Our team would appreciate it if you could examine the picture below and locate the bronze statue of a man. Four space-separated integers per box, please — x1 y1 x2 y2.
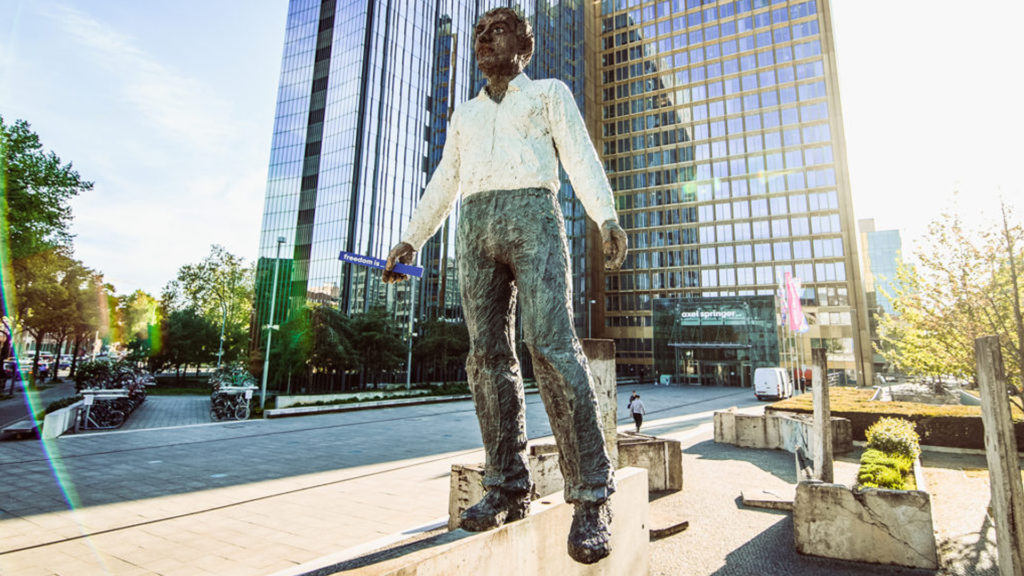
383 7 627 564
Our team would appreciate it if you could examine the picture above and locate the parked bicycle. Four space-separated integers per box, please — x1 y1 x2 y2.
210 391 252 421
77 396 127 430
209 365 257 422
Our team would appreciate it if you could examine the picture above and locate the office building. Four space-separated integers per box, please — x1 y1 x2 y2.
858 217 903 374
589 0 872 385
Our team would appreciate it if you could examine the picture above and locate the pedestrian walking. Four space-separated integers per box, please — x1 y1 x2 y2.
627 393 646 433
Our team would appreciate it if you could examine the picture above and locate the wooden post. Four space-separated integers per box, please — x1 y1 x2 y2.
811 347 833 483
975 336 1024 576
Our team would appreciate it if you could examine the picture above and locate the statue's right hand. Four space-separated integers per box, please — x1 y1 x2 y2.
382 242 416 284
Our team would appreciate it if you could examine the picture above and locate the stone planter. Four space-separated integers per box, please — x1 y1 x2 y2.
793 457 937 570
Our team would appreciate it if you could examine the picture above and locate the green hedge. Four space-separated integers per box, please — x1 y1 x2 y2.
767 388 1024 450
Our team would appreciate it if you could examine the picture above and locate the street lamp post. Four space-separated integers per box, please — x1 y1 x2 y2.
260 236 286 411
216 303 227 369
405 253 419 390
588 299 596 339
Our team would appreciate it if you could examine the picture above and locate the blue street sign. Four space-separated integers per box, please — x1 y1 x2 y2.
338 251 423 278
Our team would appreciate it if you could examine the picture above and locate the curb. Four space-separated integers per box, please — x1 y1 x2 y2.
263 389 542 419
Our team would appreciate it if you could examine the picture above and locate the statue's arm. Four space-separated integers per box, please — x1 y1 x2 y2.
383 111 462 283
401 111 463 252
547 82 627 270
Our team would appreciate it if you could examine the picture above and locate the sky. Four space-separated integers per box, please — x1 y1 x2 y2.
1 0 1021 297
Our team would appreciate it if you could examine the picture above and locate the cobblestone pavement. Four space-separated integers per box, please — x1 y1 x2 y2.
0 384 1006 575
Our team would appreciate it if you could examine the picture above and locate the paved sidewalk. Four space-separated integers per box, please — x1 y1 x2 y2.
0 386 1004 575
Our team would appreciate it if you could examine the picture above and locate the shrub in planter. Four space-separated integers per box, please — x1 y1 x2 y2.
866 416 921 459
857 448 915 490
858 417 921 490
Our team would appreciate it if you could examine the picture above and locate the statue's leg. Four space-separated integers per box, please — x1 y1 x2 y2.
512 194 613 505
456 194 531 531
510 190 614 563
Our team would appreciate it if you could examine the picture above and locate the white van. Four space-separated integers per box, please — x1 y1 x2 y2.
754 367 793 400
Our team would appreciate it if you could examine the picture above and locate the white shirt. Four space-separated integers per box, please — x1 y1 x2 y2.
401 73 618 250
629 398 646 415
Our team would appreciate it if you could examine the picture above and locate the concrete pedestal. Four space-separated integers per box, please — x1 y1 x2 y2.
341 467 649 576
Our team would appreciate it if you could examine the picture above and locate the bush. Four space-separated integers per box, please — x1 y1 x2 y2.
45 395 84 415
857 448 915 490
866 417 921 459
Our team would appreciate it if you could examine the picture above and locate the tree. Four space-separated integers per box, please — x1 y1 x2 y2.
154 309 219 378
1 116 92 369
162 245 254 367
349 307 405 387
308 305 358 374
413 318 470 383
878 200 1024 402
1 116 92 261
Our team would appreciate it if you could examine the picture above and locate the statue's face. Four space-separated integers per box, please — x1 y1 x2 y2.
474 12 521 79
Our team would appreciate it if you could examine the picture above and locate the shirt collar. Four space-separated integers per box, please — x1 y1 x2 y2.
476 72 531 99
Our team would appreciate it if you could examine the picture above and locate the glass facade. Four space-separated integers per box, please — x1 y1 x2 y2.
590 0 871 384
254 0 596 384
653 295 778 385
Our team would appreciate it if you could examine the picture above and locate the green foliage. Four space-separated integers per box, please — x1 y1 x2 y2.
877 200 1023 396
413 319 470 382
857 448 915 490
152 309 219 375
1 116 92 261
866 417 921 459
44 395 83 415
349 307 406 385
209 364 256 389
162 245 254 365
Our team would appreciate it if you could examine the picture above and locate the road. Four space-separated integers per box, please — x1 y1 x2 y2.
0 377 77 430
0 384 759 518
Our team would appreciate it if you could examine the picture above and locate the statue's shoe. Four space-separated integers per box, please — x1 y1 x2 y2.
567 500 612 564
460 489 530 532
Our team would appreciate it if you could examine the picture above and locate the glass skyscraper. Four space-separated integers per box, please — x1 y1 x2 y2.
254 0 873 390
589 0 872 385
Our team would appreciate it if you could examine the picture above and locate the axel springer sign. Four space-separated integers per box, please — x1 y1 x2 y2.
678 308 747 325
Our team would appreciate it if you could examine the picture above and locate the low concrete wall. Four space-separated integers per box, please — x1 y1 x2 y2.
714 409 852 455
793 479 938 570
450 435 681 530
42 400 84 439
350 467 649 576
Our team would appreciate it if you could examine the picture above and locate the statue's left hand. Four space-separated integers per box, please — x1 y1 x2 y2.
600 219 628 271
383 242 416 284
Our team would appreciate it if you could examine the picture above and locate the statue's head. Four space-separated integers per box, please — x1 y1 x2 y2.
473 7 534 79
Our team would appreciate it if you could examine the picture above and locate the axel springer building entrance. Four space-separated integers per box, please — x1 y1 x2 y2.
653 296 780 387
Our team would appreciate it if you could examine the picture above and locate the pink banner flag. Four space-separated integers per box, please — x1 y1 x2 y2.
785 272 807 333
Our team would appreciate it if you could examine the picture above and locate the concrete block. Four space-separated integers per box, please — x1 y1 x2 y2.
449 454 566 531
344 467 649 576
713 410 852 455
42 400 84 439
793 480 938 570
618 434 682 492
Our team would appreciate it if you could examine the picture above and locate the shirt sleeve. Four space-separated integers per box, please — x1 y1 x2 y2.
546 80 618 226
401 110 462 251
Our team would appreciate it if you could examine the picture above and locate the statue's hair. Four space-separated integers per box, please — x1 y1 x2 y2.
478 7 534 67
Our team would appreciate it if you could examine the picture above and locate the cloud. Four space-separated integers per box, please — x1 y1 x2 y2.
41 2 232 151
